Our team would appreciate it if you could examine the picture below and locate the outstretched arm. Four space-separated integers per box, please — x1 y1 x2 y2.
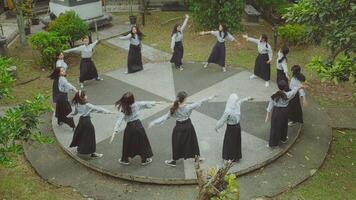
136 101 160 110
63 45 84 54
90 40 99 49
242 34 259 44
67 106 78 118
186 95 215 110
215 112 229 131
88 104 113 114
119 34 132 40
265 100 273 122
149 112 171 127
180 14 189 32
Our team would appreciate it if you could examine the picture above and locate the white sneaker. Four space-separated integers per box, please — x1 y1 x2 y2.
222 67 226 72
164 160 176 167
80 83 84 89
281 136 289 144
250 74 257 79
203 63 209 68
265 81 270 87
141 158 153 166
179 66 184 71
91 152 103 158
118 159 130 165
288 121 296 126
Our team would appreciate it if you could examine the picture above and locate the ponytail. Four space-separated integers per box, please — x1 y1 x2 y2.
72 90 87 105
278 45 289 63
291 65 306 82
115 92 134 116
261 33 268 48
170 91 188 115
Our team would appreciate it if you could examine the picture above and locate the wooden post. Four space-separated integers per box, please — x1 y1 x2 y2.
14 0 27 46
94 20 99 41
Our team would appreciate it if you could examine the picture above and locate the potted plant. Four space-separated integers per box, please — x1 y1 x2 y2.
129 0 137 25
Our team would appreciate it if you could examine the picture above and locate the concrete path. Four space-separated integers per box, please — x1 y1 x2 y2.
23 90 332 200
52 62 302 184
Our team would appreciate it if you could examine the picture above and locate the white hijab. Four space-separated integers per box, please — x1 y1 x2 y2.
225 93 241 115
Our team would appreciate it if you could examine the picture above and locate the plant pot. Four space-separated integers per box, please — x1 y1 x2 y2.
31 17 40 25
129 15 137 25
25 26 31 35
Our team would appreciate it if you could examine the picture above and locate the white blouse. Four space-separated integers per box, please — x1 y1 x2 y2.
64 40 98 58
58 76 77 93
56 59 68 71
211 31 235 43
276 50 288 73
247 37 273 61
119 33 141 46
68 103 111 117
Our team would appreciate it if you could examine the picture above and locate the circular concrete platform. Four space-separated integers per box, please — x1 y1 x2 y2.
52 62 301 184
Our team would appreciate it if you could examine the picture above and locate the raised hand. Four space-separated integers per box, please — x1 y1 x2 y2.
185 14 189 18
242 34 248 39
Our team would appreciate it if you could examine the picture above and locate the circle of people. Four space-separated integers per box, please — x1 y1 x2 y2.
51 14 308 167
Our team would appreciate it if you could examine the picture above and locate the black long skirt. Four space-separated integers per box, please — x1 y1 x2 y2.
208 42 226 67
52 78 60 103
288 93 303 123
172 119 200 160
128 44 143 73
254 53 270 81
55 93 75 128
269 107 288 147
80 58 98 83
277 69 288 84
121 120 153 161
223 124 242 161
70 116 96 154
170 41 184 67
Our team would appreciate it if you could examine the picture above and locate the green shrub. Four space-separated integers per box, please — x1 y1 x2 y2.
29 32 69 68
307 55 355 84
278 24 306 45
212 174 240 200
189 0 245 33
48 11 89 47
0 94 52 166
0 57 16 99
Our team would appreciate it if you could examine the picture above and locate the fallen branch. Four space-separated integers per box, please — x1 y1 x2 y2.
161 16 184 25
16 76 40 86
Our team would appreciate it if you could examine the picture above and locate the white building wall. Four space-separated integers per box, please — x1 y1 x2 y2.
49 1 103 20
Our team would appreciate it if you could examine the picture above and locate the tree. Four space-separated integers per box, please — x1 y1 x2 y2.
29 32 69 68
48 11 89 47
189 0 245 33
13 0 27 46
284 0 355 62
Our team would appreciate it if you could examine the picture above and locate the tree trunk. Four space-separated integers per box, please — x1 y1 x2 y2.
14 0 27 46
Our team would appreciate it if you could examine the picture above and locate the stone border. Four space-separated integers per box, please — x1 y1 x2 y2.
52 119 302 185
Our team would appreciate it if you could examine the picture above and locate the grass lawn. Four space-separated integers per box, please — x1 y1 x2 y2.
0 156 84 200
277 129 356 200
115 11 356 107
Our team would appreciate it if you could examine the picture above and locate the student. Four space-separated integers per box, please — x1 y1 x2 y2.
110 92 161 166
119 26 144 73
170 14 189 71
64 37 103 88
56 52 68 71
69 90 113 158
49 67 76 129
215 94 253 162
288 65 307 126
276 45 289 83
149 92 215 167
265 80 306 147
200 23 239 72
243 33 273 87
